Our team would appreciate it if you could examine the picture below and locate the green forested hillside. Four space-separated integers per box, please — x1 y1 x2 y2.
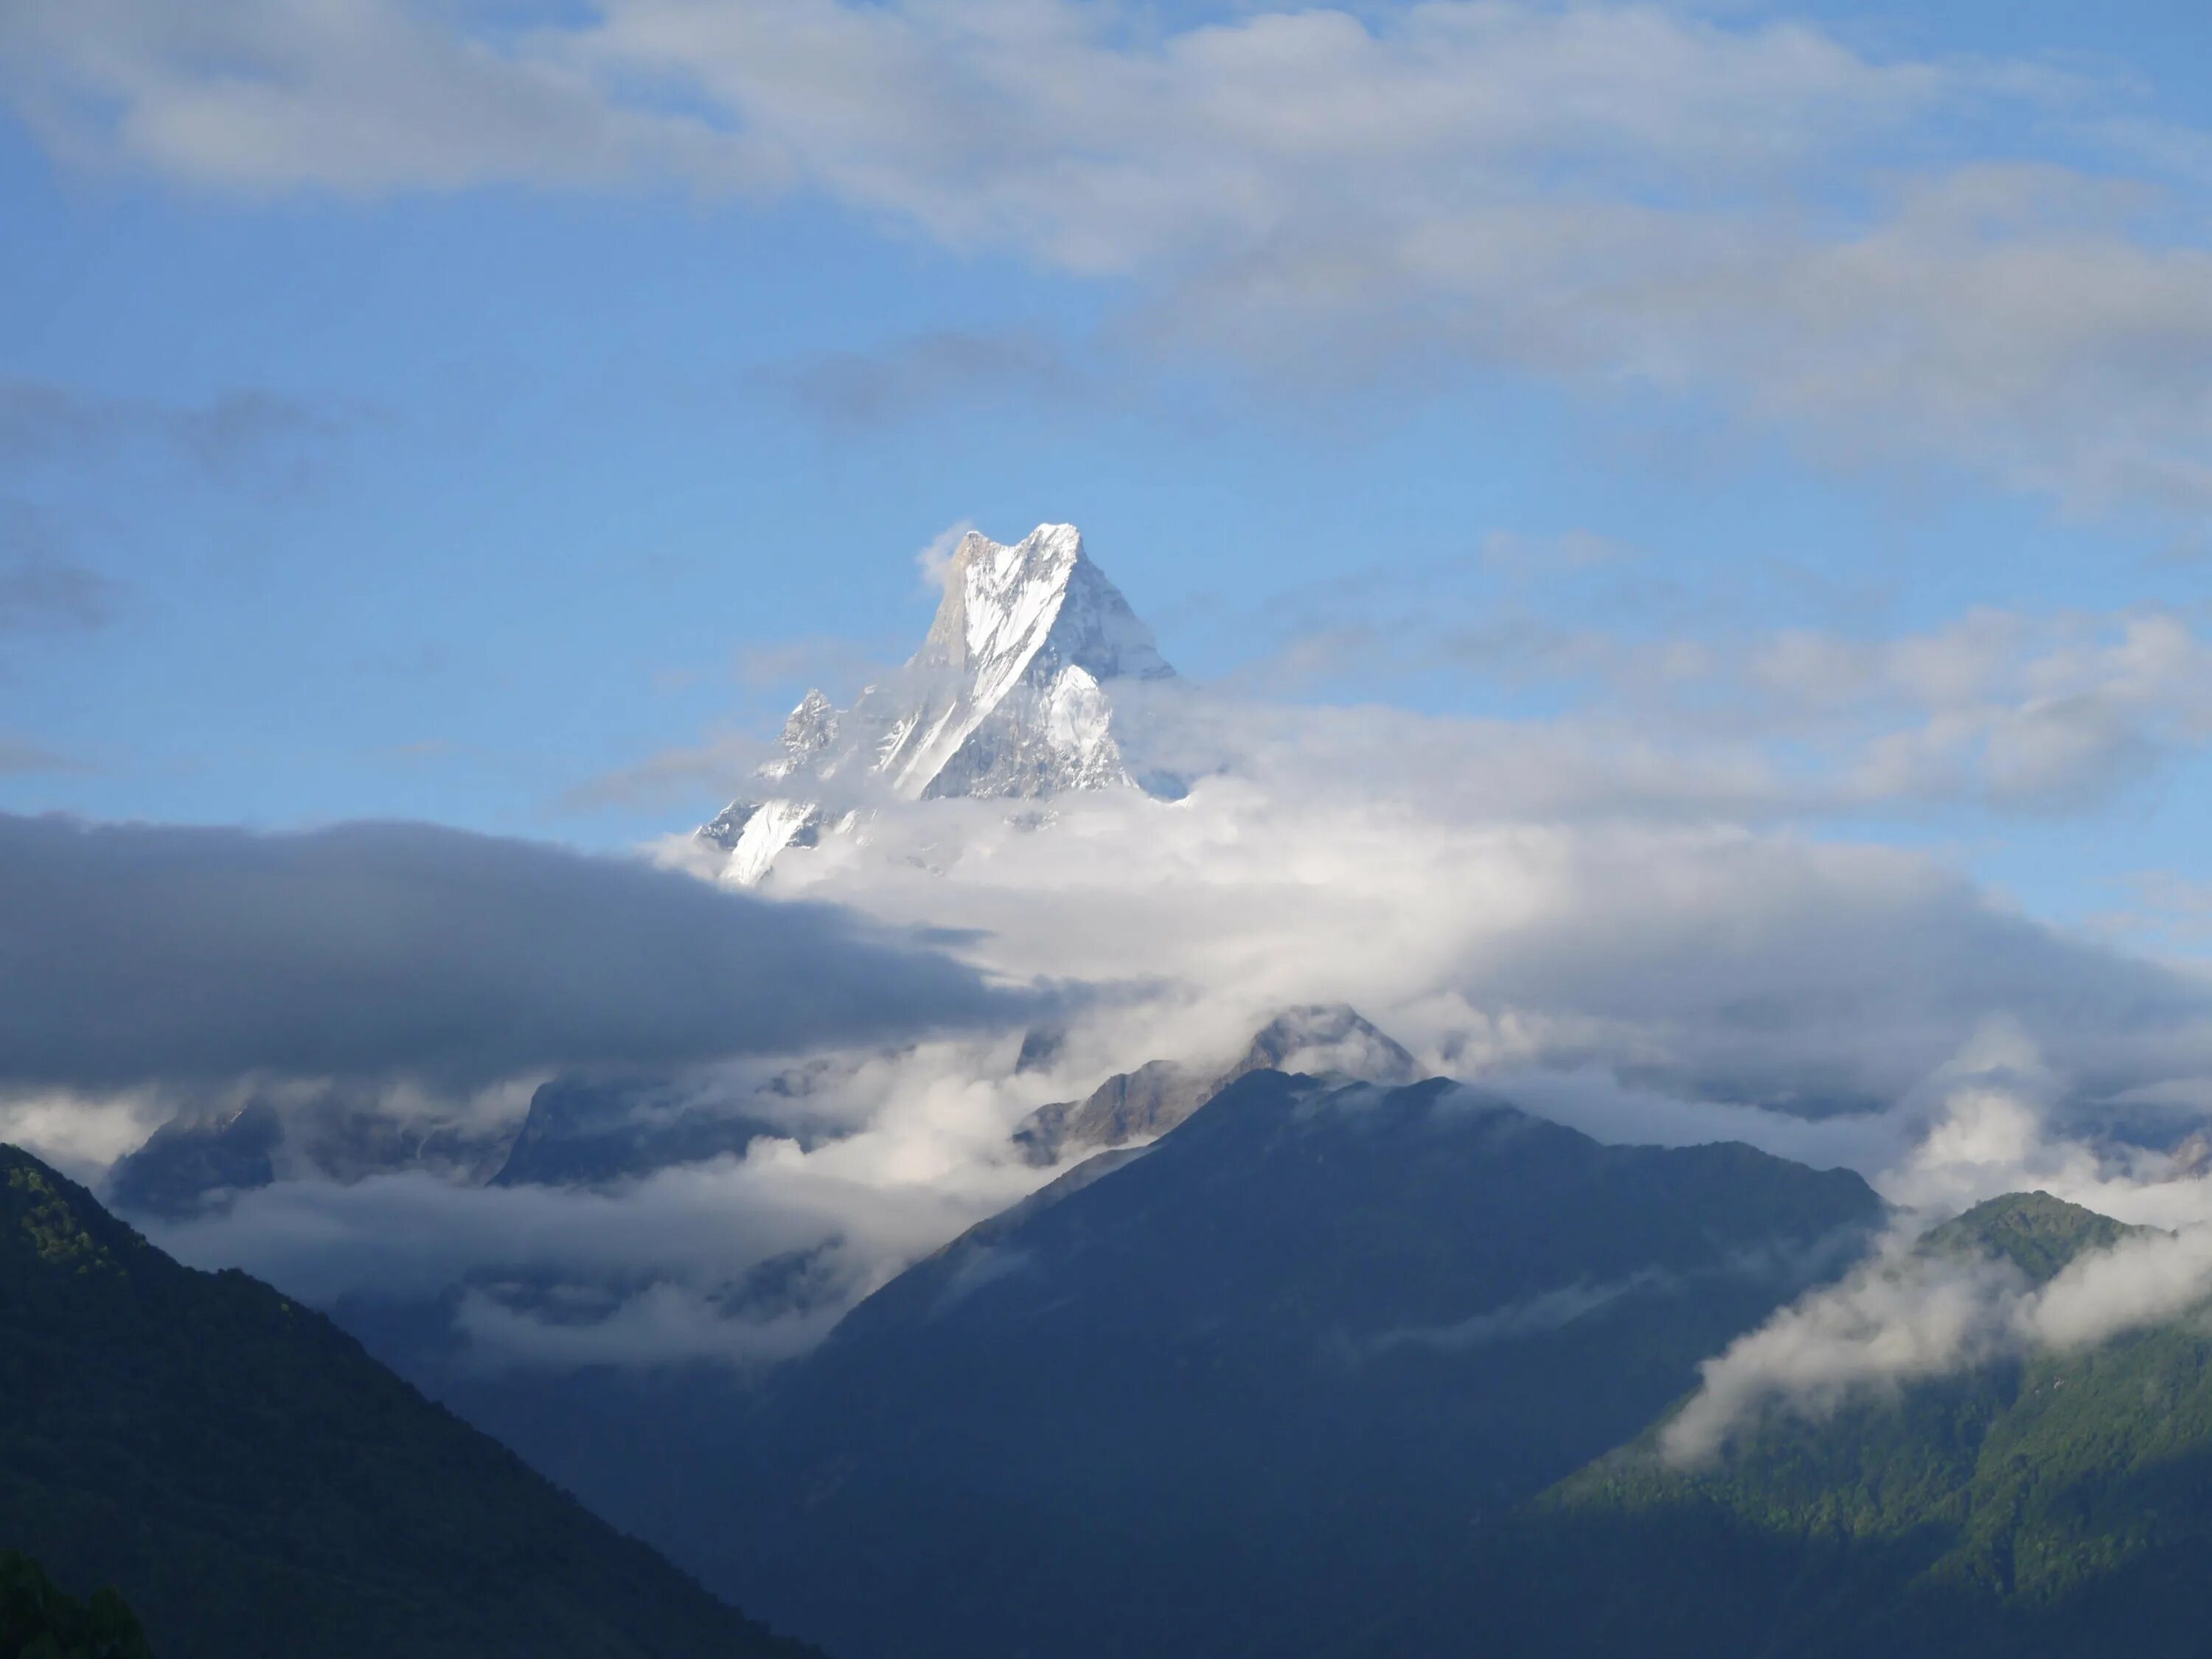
1384 1192 2212 1659
0 1144 815 1659
1 1551 150 1659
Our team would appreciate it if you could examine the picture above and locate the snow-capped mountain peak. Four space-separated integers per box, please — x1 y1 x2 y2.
698 524 1174 884
928 524 1170 684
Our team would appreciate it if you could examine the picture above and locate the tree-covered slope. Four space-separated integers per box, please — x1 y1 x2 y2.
1917 1189 2142 1283
0 1144 816 1659
1384 1192 2212 1659
1 1551 150 1659
671 1073 1885 1659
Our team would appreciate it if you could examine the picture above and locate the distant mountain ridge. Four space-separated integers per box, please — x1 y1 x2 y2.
489 1073 807 1189
1013 1003 1421 1164
108 1004 1420 1211
699 524 1176 884
109 1093 508 1219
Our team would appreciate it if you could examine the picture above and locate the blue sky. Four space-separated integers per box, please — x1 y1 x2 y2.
4 0 2212 939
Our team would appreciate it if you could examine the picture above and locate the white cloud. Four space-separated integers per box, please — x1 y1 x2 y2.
0 0 746 193
1243 600 2212 815
59 761 2212 1374
915 519 975 592
1661 1244 2028 1464
751 754 2212 1121
1662 1214 2212 1465
1660 1018 2212 1464
8 2 2212 509
0 1086 170 1182
451 1280 844 1371
135 1032 1060 1367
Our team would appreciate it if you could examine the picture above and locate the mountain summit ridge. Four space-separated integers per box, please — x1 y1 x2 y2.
699 523 1173 884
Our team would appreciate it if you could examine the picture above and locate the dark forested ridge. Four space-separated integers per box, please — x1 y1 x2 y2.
1 1550 150 1659
1380 1191 2212 1659
0 1144 816 1659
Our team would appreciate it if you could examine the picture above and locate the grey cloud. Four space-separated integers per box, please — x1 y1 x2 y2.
0 0 755 194
0 378 351 476
1349 1272 1670 1359
1234 600 2212 818
0 813 1043 1089
729 634 888 692
798 751 2212 1134
1439 835 2208 1110
54 759 2212 1375
449 1280 844 1371
760 330 1079 430
0 503 122 636
135 1049 1051 1368
1346 1225 1868 1363
0 734 83 775
0 553 116 633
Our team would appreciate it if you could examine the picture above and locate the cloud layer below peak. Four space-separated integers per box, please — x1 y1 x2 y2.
0 813 1038 1090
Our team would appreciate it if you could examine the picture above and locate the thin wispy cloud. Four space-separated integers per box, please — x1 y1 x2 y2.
0 734 83 775
761 330 1080 431
559 731 776 812
0 549 119 636
7 2 2212 511
0 378 354 476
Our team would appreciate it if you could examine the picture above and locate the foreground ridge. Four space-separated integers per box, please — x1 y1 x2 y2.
0 1143 818 1659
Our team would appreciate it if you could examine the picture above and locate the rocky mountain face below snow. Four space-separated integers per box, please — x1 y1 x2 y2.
1012 1004 1421 1166
108 1094 510 1220
697 524 1175 886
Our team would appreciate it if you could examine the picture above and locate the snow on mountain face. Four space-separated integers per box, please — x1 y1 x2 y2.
698 524 1175 885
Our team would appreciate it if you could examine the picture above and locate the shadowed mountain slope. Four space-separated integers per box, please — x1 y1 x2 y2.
0 1550 151 1659
0 1144 816 1659
663 1071 1883 1659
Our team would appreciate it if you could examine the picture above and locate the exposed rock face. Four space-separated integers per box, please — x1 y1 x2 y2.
1012 1003 1422 1165
697 524 1175 885
490 1074 808 1188
108 1096 509 1220
107 1102 284 1219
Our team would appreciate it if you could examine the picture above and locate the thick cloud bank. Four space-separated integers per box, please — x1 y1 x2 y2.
18 681 2212 1380
0 813 1037 1088
738 765 2212 1124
